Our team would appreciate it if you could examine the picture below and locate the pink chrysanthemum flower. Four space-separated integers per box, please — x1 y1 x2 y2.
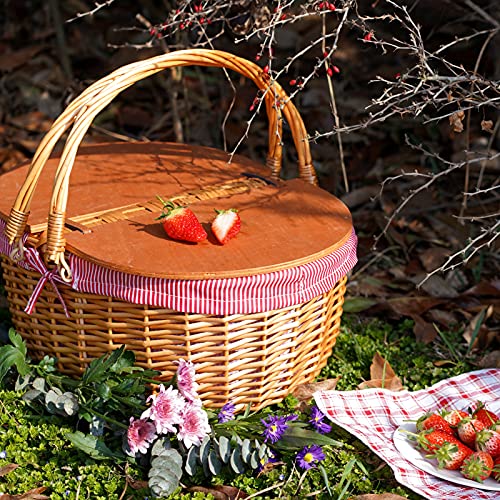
127 417 157 455
141 384 185 434
176 359 199 402
177 402 211 448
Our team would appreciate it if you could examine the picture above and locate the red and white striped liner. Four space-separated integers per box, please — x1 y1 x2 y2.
0 218 357 315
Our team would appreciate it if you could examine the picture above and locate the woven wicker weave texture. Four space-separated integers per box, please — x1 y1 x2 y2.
0 49 352 410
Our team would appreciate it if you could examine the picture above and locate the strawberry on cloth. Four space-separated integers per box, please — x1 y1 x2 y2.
313 369 500 500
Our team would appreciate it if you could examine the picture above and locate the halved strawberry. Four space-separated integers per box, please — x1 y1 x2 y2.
457 417 486 447
157 200 207 243
211 209 241 245
461 451 494 482
475 429 500 459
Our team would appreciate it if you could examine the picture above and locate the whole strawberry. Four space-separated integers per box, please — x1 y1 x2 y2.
493 456 500 482
157 200 207 243
475 429 500 459
211 209 241 245
473 401 499 428
427 440 473 470
441 409 468 429
457 417 486 447
415 429 463 454
461 451 494 482
417 413 454 436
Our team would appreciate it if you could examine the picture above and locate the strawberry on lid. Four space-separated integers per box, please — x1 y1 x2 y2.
157 198 207 243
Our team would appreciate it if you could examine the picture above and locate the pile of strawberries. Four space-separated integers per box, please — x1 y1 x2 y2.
410 401 500 483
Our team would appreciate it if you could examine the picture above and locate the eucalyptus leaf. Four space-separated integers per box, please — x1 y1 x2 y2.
217 435 231 464
149 448 183 497
32 377 47 392
207 449 222 475
62 392 79 416
22 388 45 402
249 449 260 470
229 448 246 474
241 439 251 463
185 446 199 476
198 436 211 465
150 437 171 457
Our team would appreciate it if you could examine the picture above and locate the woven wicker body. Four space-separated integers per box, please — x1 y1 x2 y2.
0 50 355 410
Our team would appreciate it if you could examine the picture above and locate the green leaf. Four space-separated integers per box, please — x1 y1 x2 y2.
82 346 127 384
342 297 377 313
274 427 343 452
0 329 30 384
319 464 333 497
66 431 125 461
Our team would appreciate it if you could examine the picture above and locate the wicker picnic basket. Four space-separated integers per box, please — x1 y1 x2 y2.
0 49 356 410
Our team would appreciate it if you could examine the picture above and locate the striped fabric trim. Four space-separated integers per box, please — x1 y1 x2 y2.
0 218 357 315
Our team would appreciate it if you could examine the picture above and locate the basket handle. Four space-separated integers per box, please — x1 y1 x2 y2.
4 49 316 274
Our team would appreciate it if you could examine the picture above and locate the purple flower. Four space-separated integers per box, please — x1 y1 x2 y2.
0 451 6 459
296 445 325 470
261 415 288 443
309 406 332 434
177 402 211 448
141 384 184 434
176 359 199 402
218 402 236 423
127 417 157 455
284 414 298 422
257 450 279 472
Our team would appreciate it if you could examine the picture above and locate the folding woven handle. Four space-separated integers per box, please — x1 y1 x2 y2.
4 49 316 275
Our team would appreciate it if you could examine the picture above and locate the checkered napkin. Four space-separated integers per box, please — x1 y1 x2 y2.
313 369 500 500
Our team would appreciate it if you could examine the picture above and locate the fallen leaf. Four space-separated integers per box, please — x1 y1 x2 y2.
481 120 493 132
0 464 19 477
418 247 449 272
386 297 444 317
343 297 378 313
427 308 458 327
476 350 500 369
411 315 437 344
293 378 340 402
358 353 403 391
0 46 46 72
463 305 493 350
0 487 48 500
415 274 459 299
185 485 248 499
449 110 465 133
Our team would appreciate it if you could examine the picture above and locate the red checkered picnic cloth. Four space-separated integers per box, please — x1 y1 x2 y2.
314 369 500 500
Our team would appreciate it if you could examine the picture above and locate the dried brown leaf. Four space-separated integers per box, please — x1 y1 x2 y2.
293 378 340 401
411 315 437 344
481 120 493 132
418 247 449 272
387 297 444 317
186 485 248 500
477 350 500 369
449 110 465 133
0 464 19 477
0 487 48 500
463 305 493 350
358 353 403 391
0 46 46 72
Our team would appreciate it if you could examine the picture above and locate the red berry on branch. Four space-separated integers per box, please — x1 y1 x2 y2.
327 67 333 77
